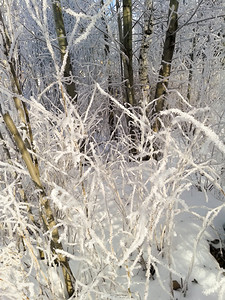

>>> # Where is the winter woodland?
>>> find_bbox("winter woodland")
[0,0,225,299]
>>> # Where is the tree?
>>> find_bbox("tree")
[52,0,77,104]
[0,6,76,298]
[152,0,179,132]
[0,1,225,298]
[123,0,135,106]
[139,0,153,105]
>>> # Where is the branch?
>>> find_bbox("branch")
[176,0,204,33]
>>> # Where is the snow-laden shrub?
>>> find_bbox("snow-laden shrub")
[1,84,225,299]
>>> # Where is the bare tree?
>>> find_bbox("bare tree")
[101,0,115,137]
[139,0,153,105]
[123,0,135,106]
[0,7,76,298]
[116,0,124,84]
[152,0,179,132]
[187,33,196,103]
[52,0,77,103]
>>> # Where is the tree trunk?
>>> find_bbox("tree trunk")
[139,0,153,105]
[101,0,115,138]
[0,9,39,175]
[116,0,124,83]
[1,9,76,296]
[123,0,135,106]
[187,33,196,103]
[51,0,77,103]
[152,0,179,132]
[3,112,76,298]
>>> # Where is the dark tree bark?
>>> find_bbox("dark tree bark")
[123,0,135,106]
[152,0,179,132]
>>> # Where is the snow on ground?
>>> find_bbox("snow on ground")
[129,189,225,300]
[78,159,225,300]
[1,160,225,300]
[97,160,225,300]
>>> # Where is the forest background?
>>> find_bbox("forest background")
[0,0,225,299]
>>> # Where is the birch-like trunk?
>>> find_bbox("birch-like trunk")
[3,112,76,298]
[101,0,115,137]
[0,9,39,175]
[0,7,45,256]
[51,0,77,103]
[153,0,179,132]
[139,0,153,105]
[116,0,124,83]
[1,9,76,297]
